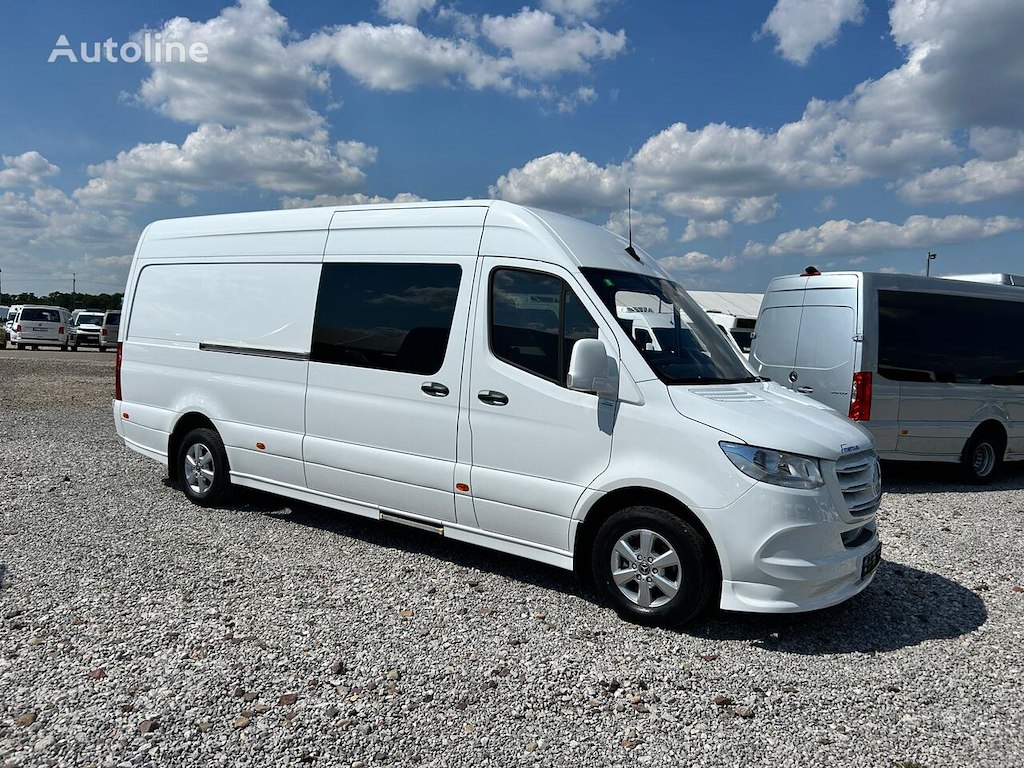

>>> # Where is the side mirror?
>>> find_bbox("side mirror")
[567,338,617,398]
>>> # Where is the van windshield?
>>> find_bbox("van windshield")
[582,268,757,385]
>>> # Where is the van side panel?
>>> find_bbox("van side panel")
[121,261,319,487]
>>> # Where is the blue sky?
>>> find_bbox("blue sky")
[1,0,1022,296]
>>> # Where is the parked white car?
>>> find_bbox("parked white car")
[69,311,106,350]
[113,201,882,626]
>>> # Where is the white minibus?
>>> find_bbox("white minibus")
[113,202,882,625]
[750,270,1024,482]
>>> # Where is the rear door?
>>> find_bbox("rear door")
[792,285,858,414]
[750,279,806,384]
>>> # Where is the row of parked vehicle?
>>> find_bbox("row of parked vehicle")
[1,304,121,351]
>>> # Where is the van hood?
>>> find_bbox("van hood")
[667,381,873,461]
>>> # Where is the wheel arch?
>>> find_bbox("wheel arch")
[572,486,721,587]
[167,411,219,476]
[964,418,1008,457]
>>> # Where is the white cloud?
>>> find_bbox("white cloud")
[763,215,1024,256]
[134,0,329,134]
[540,0,614,22]
[659,193,731,219]
[760,0,866,65]
[604,209,668,245]
[557,86,597,113]
[489,151,627,215]
[280,192,426,209]
[481,9,626,79]
[378,0,436,25]
[0,152,60,188]
[681,219,731,242]
[300,9,625,94]
[968,128,1024,161]
[74,125,371,210]
[897,150,1024,204]
[302,22,513,92]
[658,252,740,273]
[732,195,778,224]
[884,0,1024,130]
[816,194,837,212]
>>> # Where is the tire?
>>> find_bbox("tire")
[177,427,232,507]
[71,342,78,352]
[592,505,717,627]
[961,429,1004,484]
[61,340,68,351]
[16,343,24,350]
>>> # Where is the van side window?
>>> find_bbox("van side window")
[879,289,1024,384]
[312,263,462,375]
[490,268,599,385]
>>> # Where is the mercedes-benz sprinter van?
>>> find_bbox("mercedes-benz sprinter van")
[113,202,882,625]
[750,270,1024,483]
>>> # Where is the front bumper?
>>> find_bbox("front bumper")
[701,477,881,613]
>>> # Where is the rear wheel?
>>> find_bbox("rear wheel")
[16,343,24,350]
[177,428,232,507]
[961,428,1004,484]
[592,505,717,626]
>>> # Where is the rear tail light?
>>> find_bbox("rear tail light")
[102,328,108,336]
[115,342,123,400]
[15,324,21,332]
[58,326,64,334]
[849,371,872,421]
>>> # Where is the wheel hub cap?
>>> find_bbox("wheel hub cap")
[610,528,682,609]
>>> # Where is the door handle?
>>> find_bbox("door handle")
[420,382,450,397]
[796,385,814,394]
[477,390,509,406]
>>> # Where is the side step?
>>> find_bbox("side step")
[379,511,444,535]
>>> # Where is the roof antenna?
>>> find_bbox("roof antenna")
[624,188,640,261]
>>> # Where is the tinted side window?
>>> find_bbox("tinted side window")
[312,263,462,375]
[878,290,1024,384]
[490,268,598,385]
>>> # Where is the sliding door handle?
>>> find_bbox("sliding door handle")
[477,390,509,406]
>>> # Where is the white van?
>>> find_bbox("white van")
[9,305,69,350]
[750,270,1024,482]
[113,202,882,625]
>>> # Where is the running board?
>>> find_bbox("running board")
[379,511,444,535]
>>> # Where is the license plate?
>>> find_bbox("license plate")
[861,541,882,580]
[32,326,45,332]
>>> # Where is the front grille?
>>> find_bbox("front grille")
[836,450,881,516]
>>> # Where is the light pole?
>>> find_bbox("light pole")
[0,266,3,304]
[926,252,936,277]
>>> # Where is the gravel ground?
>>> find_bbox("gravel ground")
[1,348,1023,767]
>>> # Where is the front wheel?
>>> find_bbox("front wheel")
[592,506,717,626]
[961,430,1004,484]
[177,428,232,507]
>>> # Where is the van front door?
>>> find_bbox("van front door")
[303,258,477,523]
[465,259,616,552]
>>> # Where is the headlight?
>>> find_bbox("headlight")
[720,442,824,490]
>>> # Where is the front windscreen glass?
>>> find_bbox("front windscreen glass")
[582,268,756,385]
